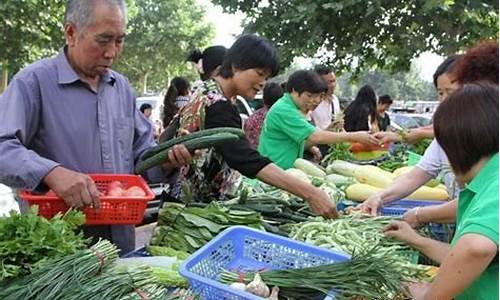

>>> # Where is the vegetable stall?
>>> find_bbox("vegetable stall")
[1,133,452,300]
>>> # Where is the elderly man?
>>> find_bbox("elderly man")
[0,0,191,254]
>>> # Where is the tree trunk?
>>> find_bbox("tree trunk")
[141,73,149,95]
[1,63,8,93]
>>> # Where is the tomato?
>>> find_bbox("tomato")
[124,186,146,197]
[106,181,124,196]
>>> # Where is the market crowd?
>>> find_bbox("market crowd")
[0,0,497,299]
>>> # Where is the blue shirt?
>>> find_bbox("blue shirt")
[0,49,163,190]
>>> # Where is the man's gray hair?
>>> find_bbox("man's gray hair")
[64,0,127,30]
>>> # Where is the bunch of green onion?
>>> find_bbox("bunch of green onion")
[220,247,408,300]
[0,240,118,300]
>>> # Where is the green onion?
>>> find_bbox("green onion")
[220,246,408,300]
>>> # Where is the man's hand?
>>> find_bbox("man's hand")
[358,194,383,216]
[383,220,423,246]
[373,131,402,144]
[350,131,379,145]
[308,189,339,219]
[43,166,100,208]
[162,144,193,170]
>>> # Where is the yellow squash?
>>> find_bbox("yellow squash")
[354,165,394,188]
[346,183,449,202]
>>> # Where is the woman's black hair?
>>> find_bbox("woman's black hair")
[162,76,190,128]
[378,94,393,105]
[139,103,152,113]
[343,85,378,132]
[286,70,327,94]
[219,34,279,78]
[263,82,284,107]
[187,46,227,81]
[314,65,334,76]
[433,55,461,88]
[434,82,498,174]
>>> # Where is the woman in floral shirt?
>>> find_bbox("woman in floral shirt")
[166,34,338,219]
[244,82,283,149]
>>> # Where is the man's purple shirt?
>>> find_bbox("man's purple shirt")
[0,49,163,190]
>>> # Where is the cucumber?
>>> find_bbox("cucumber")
[143,127,245,160]
[326,160,360,177]
[325,173,355,186]
[135,132,240,174]
[293,158,326,177]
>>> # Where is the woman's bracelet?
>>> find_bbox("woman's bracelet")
[415,207,421,223]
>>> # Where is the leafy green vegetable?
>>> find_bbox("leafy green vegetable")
[151,263,188,288]
[147,245,190,260]
[321,143,354,166]
[411,138,432,155]
[0,207,87,281]
[150,203,264,253]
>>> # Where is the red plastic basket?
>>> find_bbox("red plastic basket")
[19,174,155,225]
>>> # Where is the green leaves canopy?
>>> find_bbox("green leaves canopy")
[114,0,214,93]
[212,0,498,74]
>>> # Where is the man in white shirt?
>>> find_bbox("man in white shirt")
[311,65,341,130]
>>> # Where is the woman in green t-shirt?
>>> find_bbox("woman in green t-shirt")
[383,82,499,300]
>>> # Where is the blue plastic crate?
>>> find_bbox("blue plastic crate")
[381,199,455,243]
[380,199,447,217]
[179,226,350,300]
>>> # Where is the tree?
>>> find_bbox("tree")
[336,65,438,102]
[0,0,138,92]
[212,0,498,75]
[0,0,65,91]
[114,0,214,94]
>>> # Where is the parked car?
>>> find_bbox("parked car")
[387,112,420,131]
[406,114,433,127]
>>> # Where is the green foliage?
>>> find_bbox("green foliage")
[0,0,66,73]
[0,207,87,281]
[336,63,437,101]
[213,0,499,74]
[0,0,212,94]
[114,0,214,94]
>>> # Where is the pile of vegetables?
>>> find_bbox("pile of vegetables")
[136,127,245,173]
[221,160,345,234]
[325,159,448,201]
[106,181,147,197]
[0,207,87,281]
[377,148,408,172]
[411,138,432,156]
[150,203,264,253]
[0,239,189,300]
[321,142,354,165]
[288,213,431,279]
[220,247,409,300]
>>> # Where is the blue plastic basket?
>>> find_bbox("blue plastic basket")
[380,199,447,217]
[179,226,350,300]
[381,199,455,243]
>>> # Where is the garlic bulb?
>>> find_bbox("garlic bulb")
[245,273,270,297]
